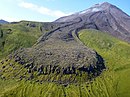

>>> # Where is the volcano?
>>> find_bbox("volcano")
[55,2,130,43]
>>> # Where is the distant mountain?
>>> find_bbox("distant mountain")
[0,19,9,24]
[55,2,130,43]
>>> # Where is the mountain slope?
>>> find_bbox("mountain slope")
[79,29,130,97]
[55,2,130,43]
[0,29,129,97]
[0,21,60,59]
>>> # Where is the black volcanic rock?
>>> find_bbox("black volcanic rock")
[55,2,130,43]
[0,19,9,24]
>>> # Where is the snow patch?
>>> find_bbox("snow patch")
[79,7,102,15]
[91,8,101,12]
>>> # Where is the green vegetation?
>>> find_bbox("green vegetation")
[0,21,62,59]
[0,29,130,97]
[0,21,43,59]
[79,29,130,97]
[0,75,117,97]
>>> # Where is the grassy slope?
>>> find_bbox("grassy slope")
[1,29,129,97]
[79,29,130,97]
[0,21,42,59]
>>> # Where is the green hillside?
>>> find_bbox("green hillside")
[0,21,57,59]
[0,29,130,97]
[79,29,130,97]
[0,21,43,59]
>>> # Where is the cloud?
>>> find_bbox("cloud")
[19,1,71,18]
[19,2,36,9]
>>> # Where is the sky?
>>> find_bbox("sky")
[0,0,130,22]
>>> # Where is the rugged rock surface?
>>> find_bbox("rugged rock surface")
[55,2,130,43]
